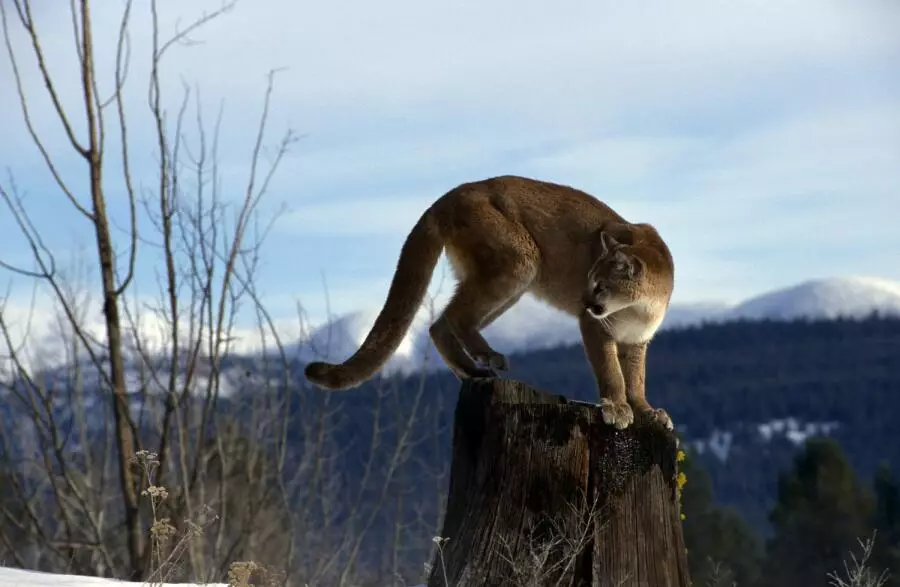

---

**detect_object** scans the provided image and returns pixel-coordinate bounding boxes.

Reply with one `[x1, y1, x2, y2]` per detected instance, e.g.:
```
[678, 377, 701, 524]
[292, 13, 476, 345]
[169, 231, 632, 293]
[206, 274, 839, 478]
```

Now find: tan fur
[304, 175, 676, 430]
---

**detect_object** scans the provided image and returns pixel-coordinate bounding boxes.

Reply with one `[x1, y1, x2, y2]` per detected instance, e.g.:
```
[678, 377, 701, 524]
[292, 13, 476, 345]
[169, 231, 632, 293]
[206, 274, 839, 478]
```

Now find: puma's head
[583, 227, 673, 321]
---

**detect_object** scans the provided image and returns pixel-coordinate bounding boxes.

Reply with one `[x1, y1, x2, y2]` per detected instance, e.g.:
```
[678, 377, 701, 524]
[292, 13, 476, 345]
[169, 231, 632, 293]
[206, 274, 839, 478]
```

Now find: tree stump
[426, 378, 690, 587]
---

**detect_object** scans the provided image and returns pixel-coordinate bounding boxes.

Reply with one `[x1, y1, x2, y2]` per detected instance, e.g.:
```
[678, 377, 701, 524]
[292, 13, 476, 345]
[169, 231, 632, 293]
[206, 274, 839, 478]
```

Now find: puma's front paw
[644, 407, 674, 431]
[472, 350, 509, 372]
[600, 398, 634, 430]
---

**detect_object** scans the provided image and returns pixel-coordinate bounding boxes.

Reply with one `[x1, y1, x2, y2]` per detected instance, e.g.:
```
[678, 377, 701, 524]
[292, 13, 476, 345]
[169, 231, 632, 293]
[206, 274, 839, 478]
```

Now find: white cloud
[688, 107, 900, 197]
[169, 0, 899, 119]
[7, 0, 898, 158]
[514, 104, 900, 302]
[283, 194, 431, 236]
[525, 136, 707, 189]
[286, 98, 900, 308]
[2, 0, 900, 327]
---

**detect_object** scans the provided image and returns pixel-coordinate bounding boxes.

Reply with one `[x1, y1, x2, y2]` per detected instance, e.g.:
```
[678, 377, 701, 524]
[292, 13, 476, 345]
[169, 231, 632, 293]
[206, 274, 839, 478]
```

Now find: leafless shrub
[0, 0, 298, 580]
[828, 533, 890, 587]
[0, 0, 457, 583]
[703, 559, 737, 587]
[494, 490, 604, 587]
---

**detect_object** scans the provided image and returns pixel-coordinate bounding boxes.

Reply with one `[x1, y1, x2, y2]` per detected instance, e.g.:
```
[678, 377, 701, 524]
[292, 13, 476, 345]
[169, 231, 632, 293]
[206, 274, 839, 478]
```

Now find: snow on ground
[0, 567, 426, 587]
[0, 566, 226, 587]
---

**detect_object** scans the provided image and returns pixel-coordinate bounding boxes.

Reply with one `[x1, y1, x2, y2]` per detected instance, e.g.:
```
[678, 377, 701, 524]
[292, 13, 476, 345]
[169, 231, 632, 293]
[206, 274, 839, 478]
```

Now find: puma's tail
[304, 209, 443, 390]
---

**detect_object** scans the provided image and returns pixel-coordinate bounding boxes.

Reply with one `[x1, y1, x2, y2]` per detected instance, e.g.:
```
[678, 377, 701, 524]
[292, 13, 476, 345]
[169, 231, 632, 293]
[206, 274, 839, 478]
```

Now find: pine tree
[872, 463, 900, 586]
[763, 436, 875, 587]
[680, 449, 763, 586]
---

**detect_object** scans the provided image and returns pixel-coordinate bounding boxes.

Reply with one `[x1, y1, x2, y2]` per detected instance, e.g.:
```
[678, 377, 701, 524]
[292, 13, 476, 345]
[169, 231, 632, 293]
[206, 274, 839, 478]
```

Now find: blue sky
[1, 0, 899, 334]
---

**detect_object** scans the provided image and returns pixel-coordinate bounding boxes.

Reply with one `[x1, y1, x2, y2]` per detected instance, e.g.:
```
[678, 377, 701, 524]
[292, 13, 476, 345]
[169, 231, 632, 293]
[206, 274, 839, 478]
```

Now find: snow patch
[0, 566, 422, 587]
[689, 429, 734, 462]
[758, 418, 840, 445]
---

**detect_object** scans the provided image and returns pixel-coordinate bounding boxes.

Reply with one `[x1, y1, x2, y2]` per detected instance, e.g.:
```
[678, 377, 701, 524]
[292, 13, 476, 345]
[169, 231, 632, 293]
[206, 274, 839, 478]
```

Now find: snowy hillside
[6, 275, 897, 384]
[299, 275, 900, 374]
[726, 276, 900, 321]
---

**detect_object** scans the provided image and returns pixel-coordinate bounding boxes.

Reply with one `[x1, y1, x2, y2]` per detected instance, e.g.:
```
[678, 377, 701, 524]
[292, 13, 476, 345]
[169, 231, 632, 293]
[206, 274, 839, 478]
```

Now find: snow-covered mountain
[726, 276, 900, 321]
[297, 275, 900, 375]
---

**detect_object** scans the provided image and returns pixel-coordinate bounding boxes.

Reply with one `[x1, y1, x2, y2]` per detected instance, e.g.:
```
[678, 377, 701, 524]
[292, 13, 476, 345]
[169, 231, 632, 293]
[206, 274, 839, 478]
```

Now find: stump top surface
[457, 377, 680, 492]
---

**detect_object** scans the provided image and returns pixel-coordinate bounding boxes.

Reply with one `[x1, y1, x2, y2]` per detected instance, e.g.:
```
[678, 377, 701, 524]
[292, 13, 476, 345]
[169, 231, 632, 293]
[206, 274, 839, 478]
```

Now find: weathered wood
[426, 378, 690, 587]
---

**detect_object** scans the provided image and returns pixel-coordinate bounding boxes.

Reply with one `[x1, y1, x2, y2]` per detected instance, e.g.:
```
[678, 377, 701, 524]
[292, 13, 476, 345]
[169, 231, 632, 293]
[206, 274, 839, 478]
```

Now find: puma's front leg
[579, 312, 633, 429]
[618, 342, 673, 430]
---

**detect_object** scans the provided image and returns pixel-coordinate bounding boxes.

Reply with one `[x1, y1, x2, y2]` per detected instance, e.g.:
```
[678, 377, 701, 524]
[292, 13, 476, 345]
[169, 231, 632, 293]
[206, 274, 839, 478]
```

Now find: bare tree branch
[113, 0, 138, 296]
[8, 0, 89, 158]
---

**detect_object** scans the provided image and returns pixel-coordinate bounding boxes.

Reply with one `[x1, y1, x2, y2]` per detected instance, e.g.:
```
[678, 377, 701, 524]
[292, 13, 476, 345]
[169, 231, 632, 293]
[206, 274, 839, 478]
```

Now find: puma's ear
[628, 255, 645, 280]
[598, 231, 619, 258]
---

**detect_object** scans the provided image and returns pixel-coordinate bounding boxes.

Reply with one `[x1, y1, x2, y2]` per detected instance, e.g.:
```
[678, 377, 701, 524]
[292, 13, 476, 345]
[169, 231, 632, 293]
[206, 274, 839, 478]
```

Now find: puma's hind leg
[436, 204, 539, 376]
[429, 290, 525, 380]
[429, 286, 522, 379]
[439, 275, 529, 373]
[429, 316, 495, 379]
[478, 291, 525, 331]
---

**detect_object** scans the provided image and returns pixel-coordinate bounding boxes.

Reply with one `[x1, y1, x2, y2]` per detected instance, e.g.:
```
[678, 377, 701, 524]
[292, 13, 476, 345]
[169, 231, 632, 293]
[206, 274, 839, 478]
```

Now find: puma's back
[428, 175, 674, 319]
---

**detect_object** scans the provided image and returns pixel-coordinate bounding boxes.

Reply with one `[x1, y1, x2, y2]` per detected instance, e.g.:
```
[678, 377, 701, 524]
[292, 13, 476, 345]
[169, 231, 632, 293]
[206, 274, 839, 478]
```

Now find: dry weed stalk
[828, 533, 890, 587]
[227, 560, 285, 587]
[133, 450, 217, 586]
[488, 490, 607, 587]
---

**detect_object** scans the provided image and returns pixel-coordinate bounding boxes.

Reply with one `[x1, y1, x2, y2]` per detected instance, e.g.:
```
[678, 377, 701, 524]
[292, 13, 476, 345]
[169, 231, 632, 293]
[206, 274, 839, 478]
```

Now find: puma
[304, 175, 676, 430]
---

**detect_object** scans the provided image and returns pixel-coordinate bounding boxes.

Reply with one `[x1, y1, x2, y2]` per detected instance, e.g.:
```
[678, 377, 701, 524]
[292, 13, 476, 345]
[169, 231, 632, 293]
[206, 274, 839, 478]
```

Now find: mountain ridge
[300, 275, 900, 374]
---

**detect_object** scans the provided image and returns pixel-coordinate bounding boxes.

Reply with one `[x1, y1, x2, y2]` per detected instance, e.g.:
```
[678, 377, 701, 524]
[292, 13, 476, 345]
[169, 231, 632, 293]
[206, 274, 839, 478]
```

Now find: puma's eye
[614, 261, 628, 273]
